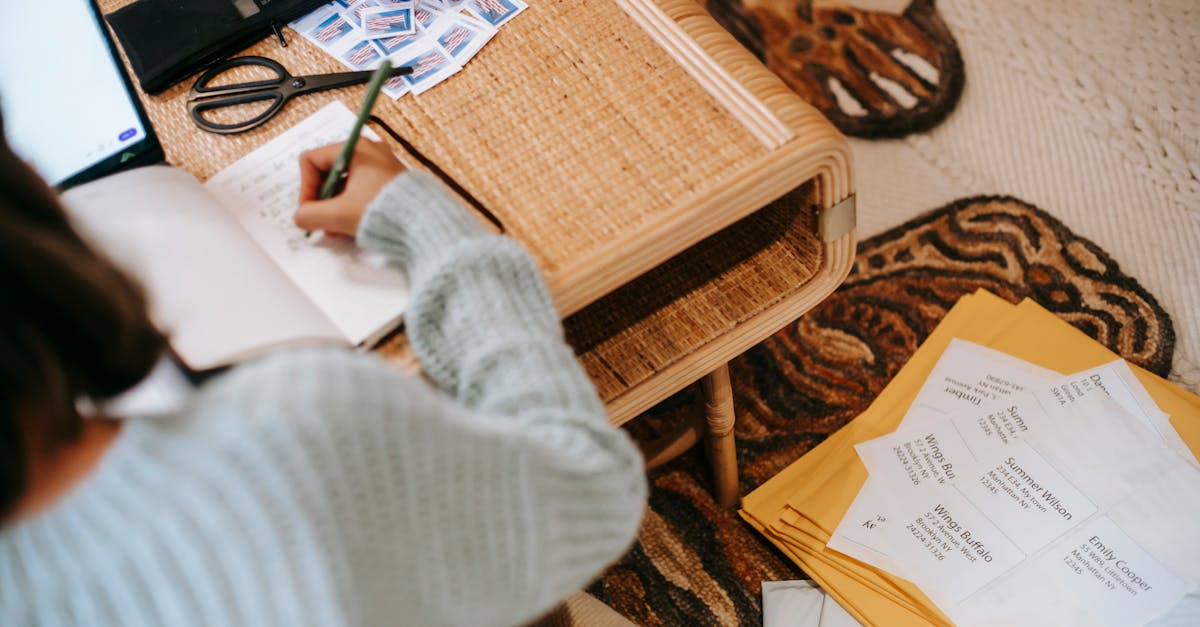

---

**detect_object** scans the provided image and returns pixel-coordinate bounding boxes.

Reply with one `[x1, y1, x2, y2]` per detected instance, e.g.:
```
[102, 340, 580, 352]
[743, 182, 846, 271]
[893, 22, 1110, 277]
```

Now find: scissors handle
[187, 56, 413, 135]
[188, 57, 292, 134]
[189, 56, 289, 97]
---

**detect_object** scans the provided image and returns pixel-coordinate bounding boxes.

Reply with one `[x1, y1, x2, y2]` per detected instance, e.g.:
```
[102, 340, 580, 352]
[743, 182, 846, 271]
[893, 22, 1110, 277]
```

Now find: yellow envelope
[741, 289, 1200, 626]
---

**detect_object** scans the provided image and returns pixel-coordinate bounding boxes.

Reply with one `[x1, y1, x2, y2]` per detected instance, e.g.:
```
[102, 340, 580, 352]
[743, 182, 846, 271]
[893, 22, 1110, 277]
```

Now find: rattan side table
[102, 0, 856, 507]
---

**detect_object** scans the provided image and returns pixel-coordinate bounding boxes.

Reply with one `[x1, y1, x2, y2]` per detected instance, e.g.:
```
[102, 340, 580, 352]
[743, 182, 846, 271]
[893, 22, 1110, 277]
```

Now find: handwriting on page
[220, 124, 356, 251]
[204, 101, 408, 344]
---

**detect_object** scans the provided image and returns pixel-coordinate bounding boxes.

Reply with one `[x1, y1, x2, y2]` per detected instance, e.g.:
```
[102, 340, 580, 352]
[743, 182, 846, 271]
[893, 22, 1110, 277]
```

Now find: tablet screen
[0, 0, 160, 188]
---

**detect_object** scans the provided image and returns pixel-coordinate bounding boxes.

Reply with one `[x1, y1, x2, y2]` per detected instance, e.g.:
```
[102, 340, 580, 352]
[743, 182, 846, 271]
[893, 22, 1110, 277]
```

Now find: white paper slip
[856, 424, 976, 490]
[957, 440, 1096, 553]
[946, 516, 1191, 627]
[877, 487, 1026, 607]
[826, 493, 905, 577]
[905, 339, 1061, 421]
[951, 382, 1159, 465]
[1052, 360, 1194, 465]
[1043, 361, 1162, 431]
[957, 389, 1076, 453]
[1050, 517, 1188, 626]
[1017, 393, 1179, 511]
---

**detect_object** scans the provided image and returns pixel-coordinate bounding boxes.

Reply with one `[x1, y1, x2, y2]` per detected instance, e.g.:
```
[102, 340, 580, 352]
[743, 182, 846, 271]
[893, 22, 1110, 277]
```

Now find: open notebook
[62, 102, 409, 370]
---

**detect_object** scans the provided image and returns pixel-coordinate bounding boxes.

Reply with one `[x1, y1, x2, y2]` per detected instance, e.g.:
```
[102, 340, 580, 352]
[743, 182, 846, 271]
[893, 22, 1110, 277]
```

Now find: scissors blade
[290, 66, 414, 95]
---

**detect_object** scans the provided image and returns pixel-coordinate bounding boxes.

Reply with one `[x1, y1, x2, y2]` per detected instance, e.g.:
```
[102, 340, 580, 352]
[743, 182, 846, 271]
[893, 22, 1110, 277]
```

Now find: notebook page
[63, 166, 344, 370]
[205, 101, 409, 345]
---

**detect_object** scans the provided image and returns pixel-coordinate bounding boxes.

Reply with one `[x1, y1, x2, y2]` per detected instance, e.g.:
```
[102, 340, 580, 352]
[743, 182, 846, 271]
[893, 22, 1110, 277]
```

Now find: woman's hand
[295, 140, 406, 236]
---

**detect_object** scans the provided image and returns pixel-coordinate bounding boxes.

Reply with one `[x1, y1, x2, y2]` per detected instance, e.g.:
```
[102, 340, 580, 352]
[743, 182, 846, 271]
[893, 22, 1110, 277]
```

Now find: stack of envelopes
[741, 289, 1200, 626]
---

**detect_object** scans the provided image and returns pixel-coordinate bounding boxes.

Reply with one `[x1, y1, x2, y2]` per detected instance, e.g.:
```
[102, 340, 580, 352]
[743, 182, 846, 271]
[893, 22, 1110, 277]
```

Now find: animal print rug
[587, 196, 1175, 625]
[707, 0, 964, 137]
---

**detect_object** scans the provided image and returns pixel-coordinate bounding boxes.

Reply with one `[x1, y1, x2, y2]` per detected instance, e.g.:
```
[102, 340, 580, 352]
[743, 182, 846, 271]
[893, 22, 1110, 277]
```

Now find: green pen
[318, 60, 394, 200]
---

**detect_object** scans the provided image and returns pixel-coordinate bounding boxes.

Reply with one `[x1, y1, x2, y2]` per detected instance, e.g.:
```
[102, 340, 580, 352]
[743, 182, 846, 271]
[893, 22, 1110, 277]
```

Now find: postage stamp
[374, 30, 422, 55]
[466, 0, 526, 28]
[382, 74, 411, 100]
[435, 17, 496, 63]
[342, 0, 381, 30]
[413, 3, 448, 30]
[362, 5, 416, 38]
[342, 39, 384, 69]
[307, 12, 356, 46]
[391, 43, 462, 94]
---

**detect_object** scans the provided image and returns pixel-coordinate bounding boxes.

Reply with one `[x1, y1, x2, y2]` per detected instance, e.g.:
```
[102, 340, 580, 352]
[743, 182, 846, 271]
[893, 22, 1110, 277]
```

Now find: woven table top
[97, 0, 850, 316]
[97, 0, 856, 414]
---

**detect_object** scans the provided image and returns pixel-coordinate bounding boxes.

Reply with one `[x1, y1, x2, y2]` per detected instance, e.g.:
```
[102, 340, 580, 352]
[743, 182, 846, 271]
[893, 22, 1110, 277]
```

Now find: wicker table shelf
[100, 0, 856, 506]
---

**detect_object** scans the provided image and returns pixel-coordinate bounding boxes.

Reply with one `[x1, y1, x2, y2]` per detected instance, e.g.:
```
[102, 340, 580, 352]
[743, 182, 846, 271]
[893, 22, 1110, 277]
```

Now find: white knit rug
[850, 0, 1200, 391]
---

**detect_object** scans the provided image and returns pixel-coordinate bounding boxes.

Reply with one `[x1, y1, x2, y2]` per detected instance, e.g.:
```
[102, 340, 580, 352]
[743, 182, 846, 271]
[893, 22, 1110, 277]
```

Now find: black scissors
[187, 56, 413, 135]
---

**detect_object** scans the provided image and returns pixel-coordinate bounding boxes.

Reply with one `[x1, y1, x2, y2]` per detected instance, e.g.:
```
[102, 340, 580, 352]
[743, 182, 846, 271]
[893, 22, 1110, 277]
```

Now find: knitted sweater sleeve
[312, 171, 645, 625]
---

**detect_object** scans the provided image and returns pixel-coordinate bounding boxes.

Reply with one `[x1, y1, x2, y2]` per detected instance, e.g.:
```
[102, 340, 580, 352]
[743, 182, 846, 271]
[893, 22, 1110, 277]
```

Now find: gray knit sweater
[0, 171, 647, 626]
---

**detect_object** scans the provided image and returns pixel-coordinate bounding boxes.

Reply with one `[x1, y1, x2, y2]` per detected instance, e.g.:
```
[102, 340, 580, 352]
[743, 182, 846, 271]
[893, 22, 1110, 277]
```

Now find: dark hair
[0, 116, 165, 516]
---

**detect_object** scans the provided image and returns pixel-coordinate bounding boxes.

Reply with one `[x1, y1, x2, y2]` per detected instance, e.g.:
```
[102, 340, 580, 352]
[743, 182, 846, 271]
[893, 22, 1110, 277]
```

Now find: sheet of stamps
[290, 0, 523, 100]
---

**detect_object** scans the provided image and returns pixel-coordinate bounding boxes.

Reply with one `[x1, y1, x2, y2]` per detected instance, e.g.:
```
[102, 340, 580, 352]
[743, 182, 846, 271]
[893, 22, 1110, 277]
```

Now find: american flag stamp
[342, 39, 383, 69]
[308, 13, 355, 45]
[391, 44, 462, 95]
[375, 30, 421, 55]
[419, 0, 468, 8]
[436, 17, 495, 63]
[466, 0, 526, 28]
[342, 0, 381, 30]
[382, 74, 411, 100]
[413, 4, 447, 30]
[362, 6, 416, 37]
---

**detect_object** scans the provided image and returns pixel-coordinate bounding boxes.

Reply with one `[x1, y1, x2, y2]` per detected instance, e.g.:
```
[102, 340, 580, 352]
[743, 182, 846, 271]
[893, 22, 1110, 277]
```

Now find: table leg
[701, 363, 738, 507]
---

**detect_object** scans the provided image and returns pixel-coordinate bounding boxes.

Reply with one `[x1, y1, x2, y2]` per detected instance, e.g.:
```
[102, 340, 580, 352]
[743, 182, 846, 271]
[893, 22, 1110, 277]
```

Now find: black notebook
[105, 0, 326, 94]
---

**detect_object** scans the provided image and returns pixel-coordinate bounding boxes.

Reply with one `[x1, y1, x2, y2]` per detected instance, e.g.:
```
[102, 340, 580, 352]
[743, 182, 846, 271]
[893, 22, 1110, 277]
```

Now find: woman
[0, 128, 646, 625]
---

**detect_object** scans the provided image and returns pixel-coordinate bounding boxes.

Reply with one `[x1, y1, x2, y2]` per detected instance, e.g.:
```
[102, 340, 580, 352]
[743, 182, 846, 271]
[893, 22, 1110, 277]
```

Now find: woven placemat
[589, 196, 1175, 625]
